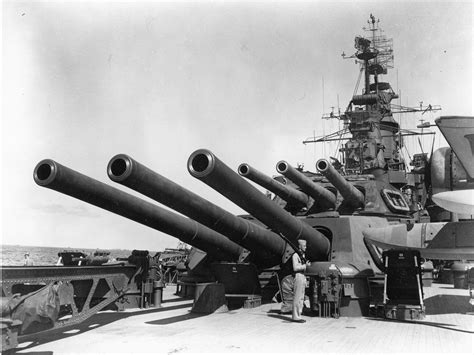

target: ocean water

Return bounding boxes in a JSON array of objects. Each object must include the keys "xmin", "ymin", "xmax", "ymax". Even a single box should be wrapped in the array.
[{"xmin": 0, "ymin": 244, "xmax": 136, "ymax": 266}]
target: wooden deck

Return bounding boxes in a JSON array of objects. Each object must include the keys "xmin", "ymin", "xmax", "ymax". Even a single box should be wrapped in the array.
[{"xmin": 16, "ymin": 283, "xmax": 473, "ymax": 354}]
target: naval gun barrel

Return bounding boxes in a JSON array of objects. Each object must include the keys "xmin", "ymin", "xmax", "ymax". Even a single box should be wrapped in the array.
[
  {"xmin": 316, "ymin": 159, "xmax": 365, "ymax": 209},
  {"xmin": 188, "ymin": 149, "xmax": 330, "ymax": 261},
  {"xmin": 237, "ymin": 163, "xmax": 309, "ymax": 208},
  {"xmin": 33, "ymin": 159, "xmax": 243, "ymax": 260},
  {"xmin": 276, "ymin": 161, "xmax": 336, "ymax": 210},
  {"xmin": 107, "ymin": 154, "xmax": 288, "ymax": 267}
]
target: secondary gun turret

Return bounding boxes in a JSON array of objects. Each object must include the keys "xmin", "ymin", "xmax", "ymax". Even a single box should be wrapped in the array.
[
  {"xmin": 107, "ymin": 154, "xmax": 291, "ymax": 268},
  {"xmin": 188, "ymin": 149, "xmax": 331, "ymax": 261},
  {"xmin": 33, "ymin": 159, "xmax": 243, "ymax": 261}
]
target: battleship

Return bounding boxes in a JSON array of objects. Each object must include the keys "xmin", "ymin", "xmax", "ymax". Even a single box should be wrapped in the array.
[{"xmin": 2, "ymin": 12, "xmax": 474, "ymax": 355}]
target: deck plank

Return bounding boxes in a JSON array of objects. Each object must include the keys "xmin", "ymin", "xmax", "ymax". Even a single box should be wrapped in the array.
[{"xmin": 15, "ymin": 283, "xmax": 473, "ymax": 354}]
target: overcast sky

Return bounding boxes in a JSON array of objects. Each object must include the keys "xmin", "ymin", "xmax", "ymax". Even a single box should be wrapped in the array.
[{"xmin": 1, "ymin": 1, "xmax": 472, "ymax": 251}]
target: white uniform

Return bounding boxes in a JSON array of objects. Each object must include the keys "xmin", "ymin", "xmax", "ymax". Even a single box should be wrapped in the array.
[{"xmin": 292, "ymin": 253, "xmax": 306, "ymax": 321}]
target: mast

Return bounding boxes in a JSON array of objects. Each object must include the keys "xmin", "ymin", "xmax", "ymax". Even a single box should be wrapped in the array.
[{"xmin": 304, "ymin": 14, "xmax": 440, "ymax": 181}]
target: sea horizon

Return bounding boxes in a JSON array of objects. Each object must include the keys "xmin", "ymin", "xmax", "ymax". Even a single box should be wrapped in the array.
[
  {"xmin": 0, "ymin": 244, "xmax": 157, "ymax": 266},
  {"xmin": 1, "ymin": 243, "xmax": 133, "ymax": 251}
]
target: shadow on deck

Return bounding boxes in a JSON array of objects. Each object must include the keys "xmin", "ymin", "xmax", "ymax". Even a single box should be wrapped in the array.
[
  {"xmin": 16, "ymin": 299, "xmax": 193, "ymax": 351},
  {"xmin": 424, "ymin": 294, "xmax": 472, "ymax": 315}
]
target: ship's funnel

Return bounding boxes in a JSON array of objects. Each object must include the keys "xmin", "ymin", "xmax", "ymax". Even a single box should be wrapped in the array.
[
  {"xmin": 107, "ymin": 154, "xmax": 287, "ymax": 268},
  {"xmin": 316, "ymin": 159, "xmax": 365, "ymax": 209},
  {"xmin": 34, "ymin": 159, "xmax": 243, "ymax": 261},
  {"xmin": 276, "ymin": 161, "xmax": 336, "ymax": 210},
  {"xmin": 188, "ymin": 149, "xmax": 330, "ymax": 261}
]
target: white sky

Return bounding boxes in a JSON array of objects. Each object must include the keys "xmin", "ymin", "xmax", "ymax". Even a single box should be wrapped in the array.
[{"xmin": 1, "ymin": 0, "xmax": 473, "ymax": 250}]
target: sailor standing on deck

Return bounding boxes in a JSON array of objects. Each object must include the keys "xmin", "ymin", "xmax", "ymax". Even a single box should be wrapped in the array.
[
  {"xmin": 23, "ymin": 252, "xmax": 34, "ymax": 266},
  {"xmin": 292, "ymin": 239, "xmax": 309, "ymax": 323}
]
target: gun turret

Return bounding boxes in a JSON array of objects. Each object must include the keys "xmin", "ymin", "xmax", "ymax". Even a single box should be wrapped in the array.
[
  {"xmin": 316, "ymin": 159, "xmax": 365, "ymax": 209},
  {"xmin": 188, "ymin": 149, "xmax": 330, "ymax": 261},
  {"xmin": 276, "ymin": 161, "xmax": 337, "ymax": 210},
  {"xmin": 33, "ymin": 159, "xmax": 243, "ymax": 261},
  {"xmin": 107, "ymin": 154, "xmax": 290, "ymax": 268},
  {"xmin": 237, "ymin": 163, "xmax": 309, "ymax": 209}
]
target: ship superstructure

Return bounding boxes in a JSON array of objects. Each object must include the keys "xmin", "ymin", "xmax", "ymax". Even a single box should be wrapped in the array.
[{"xmin": 303, "ymin": 14, "xmax": 440, "ymax": 215}]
